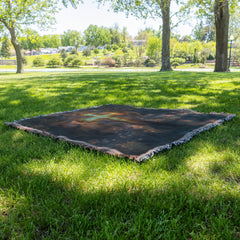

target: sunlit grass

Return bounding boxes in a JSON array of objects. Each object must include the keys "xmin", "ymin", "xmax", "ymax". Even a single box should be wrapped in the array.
[{"xmin": 0, "ymin": 71, "xmax": 239, "ymax": 239}]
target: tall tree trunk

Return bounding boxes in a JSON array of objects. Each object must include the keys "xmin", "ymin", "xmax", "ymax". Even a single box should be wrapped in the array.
[
  {"xmin": 9, "ymin": 27, "xmax": 24, "ymax": 73},
  {"xmin": 160, "ymin": 0, "xmax": 172, "ymax": 71},
  {"xmin": 214, "ymin": 0, "xmax": 229, "ymax": 72}
]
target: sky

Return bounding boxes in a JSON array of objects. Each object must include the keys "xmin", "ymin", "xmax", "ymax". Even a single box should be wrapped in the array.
[{"xmin": 40, "ymin": 1, "xmax": 195, "ymax": 37}]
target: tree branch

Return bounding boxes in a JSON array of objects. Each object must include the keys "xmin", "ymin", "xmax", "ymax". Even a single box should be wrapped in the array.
[{"xmin": 0, "ymin": 17, "xmax": 11, "ymax": 30}]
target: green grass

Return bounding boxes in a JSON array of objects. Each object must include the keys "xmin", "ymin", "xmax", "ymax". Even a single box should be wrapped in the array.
[{"xmin": 0, "ymin": 71, "xmax": 239, "ymax": 239}]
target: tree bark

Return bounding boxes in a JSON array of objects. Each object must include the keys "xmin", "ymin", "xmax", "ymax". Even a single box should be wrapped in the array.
[
  {"xmin": 160, "ymin": 0, "xmax": 172, "ymax": 71},
  {"xmin": 9, "ymin": 27, "xmax": 24, "ymax": 73},
  {"xmin": 214, "ymin": 0, "xmax": 229, "ymax": 72}
]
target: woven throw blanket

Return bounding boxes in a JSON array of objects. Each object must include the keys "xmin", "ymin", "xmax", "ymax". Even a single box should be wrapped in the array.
[{"xmin": 5, "ymin": 104, "xmax": 235, "ymax": 162}]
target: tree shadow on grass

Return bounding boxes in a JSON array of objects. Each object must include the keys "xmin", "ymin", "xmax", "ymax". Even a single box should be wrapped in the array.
[
  {"xmin": 0, "ymin": 71, "xmax": 215, "ymax": 120},
  {"xmin": 0, "ymin": 137, "xmax": 240, "ymax": 239}
]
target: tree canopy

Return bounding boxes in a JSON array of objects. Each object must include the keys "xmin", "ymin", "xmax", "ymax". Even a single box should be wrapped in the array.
[
  {"xmin": 96, "ymin": 0, "xmax": 184, "ymax": 71},
  {"xmin": 61, "ymin": 30, "xmax": 83, "ymax": 49},
  {"xmin": 0, "ymin": 0, "xmax": 83, "ymax": 73},
  {"xmin": 0, "ymin": 0, "xmax": 59, "ymax": 30},
  {"xmin": 0, "ymin": 36, "xmax": 11, "ymax": 59},
  {"xmin": 84, "ymin": 25, "xmax": 111, "ymax": 47}
]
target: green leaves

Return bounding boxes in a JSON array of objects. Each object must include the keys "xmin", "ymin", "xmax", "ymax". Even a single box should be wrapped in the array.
[
  {"xmin": 61, "ymin": 30, "xmax": 83, "ymax": 48},
  {"xmin": 0, "ymin": 0, "xmax": 60, "ymax": 31},
  {"xmin": 0, "ymin": 36, "xmax": 11, "ymax": 58},
  {"xmin": 62, "ymin": 0, "xmax": 83, "ymax": 9},
  {"xmin": 84, "ymin": 25, "xmax": 111, "ymax": 47}
]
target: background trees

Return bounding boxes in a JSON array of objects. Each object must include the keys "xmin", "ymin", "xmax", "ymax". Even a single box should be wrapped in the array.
[
  {"xmin": 19, "ymin": 30, "xmax": 42, "ymax": 51},
  {"xmin": 42, "ymin": 35, "xmax": 62, "ymax": 48},
  {"xmin": 84, "ymin": 25, "xmax": 111, "ymax": 47},
  {"xmin": 146, "ymin": 36, "xmax": 162, "ymax": 63},
  {"xmin": 188, "ymin": 0, "xmax": 239, "ymax": 72},
  {"xmin": 61, "ymin": 30, "xmax": 83, "ymax": 49},
  {"xmin": 96, "ymin": 0, "xmax": 177, "ymax": 71},
  {"xmin": 193, "ymin": 20, "xmax": 216, "ymax": 42},
  {"xmin": 0, "ymin": 0, "xmax": 239, "ymax": 72},
  {"xmin": 0, "ymin": 0, "xmax": 61, "ymax": 73},
  {"xmin": 0, "ymin": 0, "xmax": 83, "ymax": 73},
  {"xmin": 109, "ymin": 24, "xmax": 121, "ymax": 46},
  {"xmin": 0, "ymin": 36, "xmax": 11, "ymax": 59},
  {"xmin": 229, "ymin": 5, "xmax": 240, "ymax": 40}
]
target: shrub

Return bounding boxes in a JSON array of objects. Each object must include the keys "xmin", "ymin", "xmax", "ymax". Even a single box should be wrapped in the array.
[
  {"xmin": 71, "ymin": 57, "xmax": 83, "ymax": 67},
  {"xmin": 103, "ymin": 49, "xmax": 108, "ymax": 55},
  {"xmin": 33, "ymin": 56, "xmax": 45, "ymax": 67},
  {"xmin": 171, "ymin": 62, "xmax": 180, "ymax": 68},
  {"xmin": 102, "ymin": 57, "xmax": 116, "ymax": 67},
  {"xmin": 112, "ymin": 44, "xmax": 119, "ymax": 51},
  {"xmin": 60, "ymin": 49, "xmax": 68, "ymax": 60},
  {"xmin": 129, "ymin": 43, "xmax": 134, "ymax": 50},
  {"xmin": 82, "ymin": 49, "xmax": 91, "ymax": 57},
  {"xmin": 208, "ymin": 54, "xmax": 215, "ymax": 60},
  {"xmin": 94, "ymin": 58, "xmax": 101, "ymax": 66},
  {"xmin": 147, "ymin": 36, "xmax": 161, "ymax": 62},
  {"xmin": 70, "ymin": 48, "xmax": 78, "ymax": 55},
  {"xmin": 94, "ymin": 48, "xmax": 99, "ymax": 54},
  {"xmin": 112, "ymin": 55, "xmax": 123, "ymax": 67},
  {"xmin": 106, "ymin": 45, "xmax": 112, "ymax": 51},
  {"xmin": 170, "ymin": 58, "xmax": 185, "ymax": 65},
  {"xmin": 114, "ymin": 49, "xmax": 124, "ymax": 55},
  {"xmin": 144, "ymin": 58, "xmax": 156, "ymax": 67},
  {"xmin": 47, "ymin": 57, "xmax": 62, "ymax": 68},
  {"xmin": 126, "ymin": 60, "xmax": 134, "ymax": 67},
  {"xmin": 64, "ymin": 56, "xmax": 75, "ymax": 66},
  {"xmin": 173, "ymin": 50, "xmax": 187, "ymax": 59},
  {"xmin": 200, "ymin": 56, "xmax": 207, "ymax": 64},
  {"xmin": 22, "ymin": 56, "xmax": 28, "ymax": 65},
  {"xmin": 64, "ymin": 56, "xmax": 83, "ymax": 67},
  {"xmin": 133, "ymin": 58, "xmax": 143, "ymax": 67},
  {"xmin": 122, "ymin": 47, "xmax": 128, "ymax": 53},
  {"xmin": 123, "ymin": 53, "xmax": 130, "ymax": 67},
  {"xmin": 193, "ymin": 49, "xmax": 199, "ymax": 63}
]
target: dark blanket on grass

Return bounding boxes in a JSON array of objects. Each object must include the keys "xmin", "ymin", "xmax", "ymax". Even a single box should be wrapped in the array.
[{"xmin": 5, "ymin": 104, "xmax": 235, "ymax": 162}]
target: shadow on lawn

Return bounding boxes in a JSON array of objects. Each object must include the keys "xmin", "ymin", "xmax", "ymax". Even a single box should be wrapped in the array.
[
  {"xmin": 0, "ymin": 135, "xmax": 240, "ymax": 239},
  {"xmin": 1, "ymin": 71, "xmax": 232, "ymax": 120},
  {"xmin": 0, "ymin": 71, "xmax": 240, "ymax": 239}
]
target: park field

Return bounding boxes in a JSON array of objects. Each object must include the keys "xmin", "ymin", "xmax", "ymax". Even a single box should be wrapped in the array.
[{"xmin": 0, "ymin": 71, "xmax": 240, "ymax": 239}]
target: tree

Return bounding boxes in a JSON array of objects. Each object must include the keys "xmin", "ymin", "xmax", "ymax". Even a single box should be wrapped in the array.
[
  {"xmin": 193, "ymin": 21, "xmax": 215, "ymax": 42},
  {"xmin": 214, "ymin": 0, "xmax": 229, "ymax": 71},
  {"xmin": 188, "ymin": 0, "xmax": 239, "ymax": 72},
  {"xmin": 60, "ymin": 49, "xmax": 68, "ymax": 60},
  {"xmin": 61, "ymin": 30, "xmax": 83, "ymax": 49},
  {"xmin": 134, "ymin": 28, "xmax": 154, "ymax": 44},
  {"xmin": 20, "ymin": 29, "xmax": 42, "ymax": 51},
  {"xmin": 229, "ymin": 5, "xmax": 240, "ymax": 40},
  {"xmin": 41, "ymin": 34, "xmax": 61, "ymax": 48},
  {"xmin": 121, "ymin": 27, "xmax": 129, "ymax": 44},
  {"xmin": 0, "ymin": 0, "xmax": 82, "ymax": 73},
  {"xmin": 1, "ymin": 36, "xmax": 11, "ymax": 59},
  {"xmin": 96, "ymin": 0, "xmax": 177, "ymax": 71},
  {"xmin": 109, "ymin": 24, "xmax": 121, "ymax": 45},
  {"xmin": 84, "ymin": 25, "xmax": 111, "ymax": 47},
  {"xmin": 0, "ymin": 0, "xmax": 60, "ymax": 73},
  {"xmin": 146, "ymin": 36, "xmax": 162, "ymax": 63},
  {"xmin": 159, "ymin": 0, "xmax": 172, "ymax": 71}
]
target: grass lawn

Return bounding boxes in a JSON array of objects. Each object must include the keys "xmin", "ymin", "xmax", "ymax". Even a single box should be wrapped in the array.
[{"xmin": 0, "ymin": 71, "xmax": 239, "ymax": 239}]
